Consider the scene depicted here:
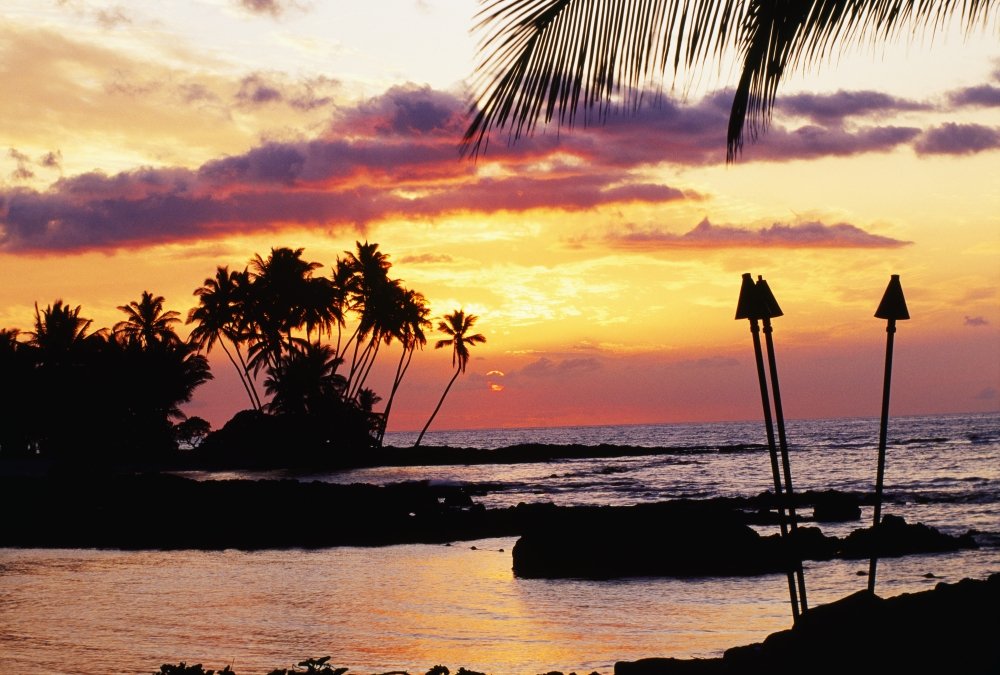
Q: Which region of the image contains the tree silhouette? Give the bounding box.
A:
[415,310,486,447]
[188,266,261,410]
[114,291,182,348]
[340,241,393,394]
[377,288,430,445]
[245,247,323,373]
[10,298,212,459]
[463,1,998,160]
[175,416,212,449]
[328,256,354,358]
[24,301,103,455]
[0,328,34,456]
[263,342,346,417]
[27,300,99,362]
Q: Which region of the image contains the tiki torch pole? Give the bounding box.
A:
[757,276,808,613]
[736,273,800,622]
[868,274,909,593]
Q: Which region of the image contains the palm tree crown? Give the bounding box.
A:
[27,300,96,359]
[436,310,487,373]
[464,0,998,160]
[114,291,181,348]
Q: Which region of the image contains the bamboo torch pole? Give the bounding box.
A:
[868,274,910,593]
[736,273,800,622]
[756,276,808,613]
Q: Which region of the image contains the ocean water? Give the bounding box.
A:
[1,413,997,674]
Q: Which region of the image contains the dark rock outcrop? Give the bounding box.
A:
[512,502,793,579]
[837,513,977,558]
[0,475,980,570]
[616,573,1000,675]
[511,508,976,579]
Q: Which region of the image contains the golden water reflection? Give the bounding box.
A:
[1,541,995,674]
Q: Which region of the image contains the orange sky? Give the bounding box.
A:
[1,1,998,432]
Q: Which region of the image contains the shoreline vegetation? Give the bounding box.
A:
[0,243,489,464]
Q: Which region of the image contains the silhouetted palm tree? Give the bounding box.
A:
[26,300,100,363]
[23,302,109,455]
[188,267,261,409]
[300,276,339,342]
[341,241,393,390]
[247,247,323,371]
[0,328,34,456]
[263,342,346,416]
[464,1,998,160]
[114,291,182,348]
[0,328,19,350]
[415,310,486,447]
[329,256,354,358]
[347,277,405,401]
[377,288,431,445]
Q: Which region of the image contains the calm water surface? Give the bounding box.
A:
[1,413,997,674]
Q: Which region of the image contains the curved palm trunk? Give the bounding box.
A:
[377,345,414,445]
[344,328,368,394]
[347,331,381,399]
[219,338,258,410]
[232,339,263,409]
[414,367,460,447]
[351,338,383,400]
[334,323,344,365]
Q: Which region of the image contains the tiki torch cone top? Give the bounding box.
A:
[756,276,784,319]
[735,273,760,320]
[875,274,910,321]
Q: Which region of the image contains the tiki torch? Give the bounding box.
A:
[736,273,801,621]
[756,276,808,612]
[868,274,910,593]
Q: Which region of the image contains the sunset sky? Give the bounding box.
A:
[1,0,998,433]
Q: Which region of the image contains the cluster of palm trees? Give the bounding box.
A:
[0,294,211,459]
[0,241,487,461]
[185,242,448,447]
[184,242,487,451]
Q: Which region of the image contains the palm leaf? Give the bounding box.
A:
[464,0,997,160]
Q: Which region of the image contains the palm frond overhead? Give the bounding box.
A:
[463,0,998,161]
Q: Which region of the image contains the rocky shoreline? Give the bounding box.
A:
[0,474,979,581]
[616,573,1000,674]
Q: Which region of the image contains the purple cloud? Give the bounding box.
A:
[335,84,466,137]
[915,123,1000,155]
[0,133,695,253]
[40,151,63,169]
[948,84,1000,107]
[0,82,984,254]
[519,357,603,378]
[748,124,920,161]
[777,90,930,123]
[236,0,300,17]
[964,316,990,327]
[606,218,912,250]
[236,74,283,106]
[535,91,921,165]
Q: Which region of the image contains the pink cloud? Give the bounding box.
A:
[1,81,987,254]
[605,218,911,250]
